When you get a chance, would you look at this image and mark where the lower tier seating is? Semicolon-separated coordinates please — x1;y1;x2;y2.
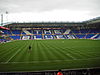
1;29;100;40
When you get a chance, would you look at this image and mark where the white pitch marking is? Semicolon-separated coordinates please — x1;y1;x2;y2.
0;57;100;64
66;53;76;60
5;49;21;64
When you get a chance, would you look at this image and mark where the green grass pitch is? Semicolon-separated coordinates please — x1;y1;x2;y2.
0;39;100;72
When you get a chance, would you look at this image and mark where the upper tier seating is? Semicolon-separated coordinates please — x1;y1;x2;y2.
10;36;20;40
12;30;21;34
89;29;100;33
80;29;90;33
2;30;11;34
71;30;80;33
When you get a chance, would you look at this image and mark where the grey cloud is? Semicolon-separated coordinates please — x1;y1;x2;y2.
0;0;99;17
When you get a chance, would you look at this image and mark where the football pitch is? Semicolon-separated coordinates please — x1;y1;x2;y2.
0;39;100;72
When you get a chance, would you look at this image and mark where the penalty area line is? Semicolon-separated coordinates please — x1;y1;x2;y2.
4;49;21;64
0;57;100;64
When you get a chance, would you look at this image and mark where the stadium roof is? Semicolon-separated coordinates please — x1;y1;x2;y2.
4;22;85;28
0;26;10;30
86;17;100;24
0;16;98;30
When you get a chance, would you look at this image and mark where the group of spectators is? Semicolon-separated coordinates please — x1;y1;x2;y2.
0;39;7;43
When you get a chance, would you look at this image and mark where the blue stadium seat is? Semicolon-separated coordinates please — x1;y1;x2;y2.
2;30;11;34
12;30;21;34
44;35;53;39
76;35;86;39
10;36;20;40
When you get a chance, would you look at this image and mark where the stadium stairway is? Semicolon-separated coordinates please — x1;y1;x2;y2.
66;35;75;39
54;30;61;34
90;33;99;39
22;36;30;40
23;30;32;35
86;34;95;39
34;36;36;39
64;29;71;34
56;35;65;39
97;36;100;39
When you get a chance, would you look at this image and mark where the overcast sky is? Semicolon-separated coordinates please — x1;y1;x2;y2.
0;0;100;23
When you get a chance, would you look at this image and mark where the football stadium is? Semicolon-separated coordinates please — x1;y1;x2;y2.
0;0;100;74
0;17;100;75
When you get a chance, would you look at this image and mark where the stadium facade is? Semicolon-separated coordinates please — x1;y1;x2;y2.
1;17;100;41
0;17;100;75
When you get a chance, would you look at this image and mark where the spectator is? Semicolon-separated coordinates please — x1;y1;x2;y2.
57;69;63;75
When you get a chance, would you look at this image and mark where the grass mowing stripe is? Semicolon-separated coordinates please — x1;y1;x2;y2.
41;40;63;60
5;49;21;63
0;45;20;62
9;40;29;62
14;40;30;62
76;47;100;57
47;43;74;60
71;47;95;58
27;40;35;61
0;43;18;55
41;40;62;60
54;40;76;60
41;41;60;60
32;40;39;61
27;40;33;61
42;41;68;60
29;40;35;61
0;41;24;56
39;40;52;60
21;40;32;62
40;40;57;60
68;47;100;59
55;47;77;60
38;40;51;61
52;44;88;59
65;47;89;59
38;40;49;61
37;41;42;61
